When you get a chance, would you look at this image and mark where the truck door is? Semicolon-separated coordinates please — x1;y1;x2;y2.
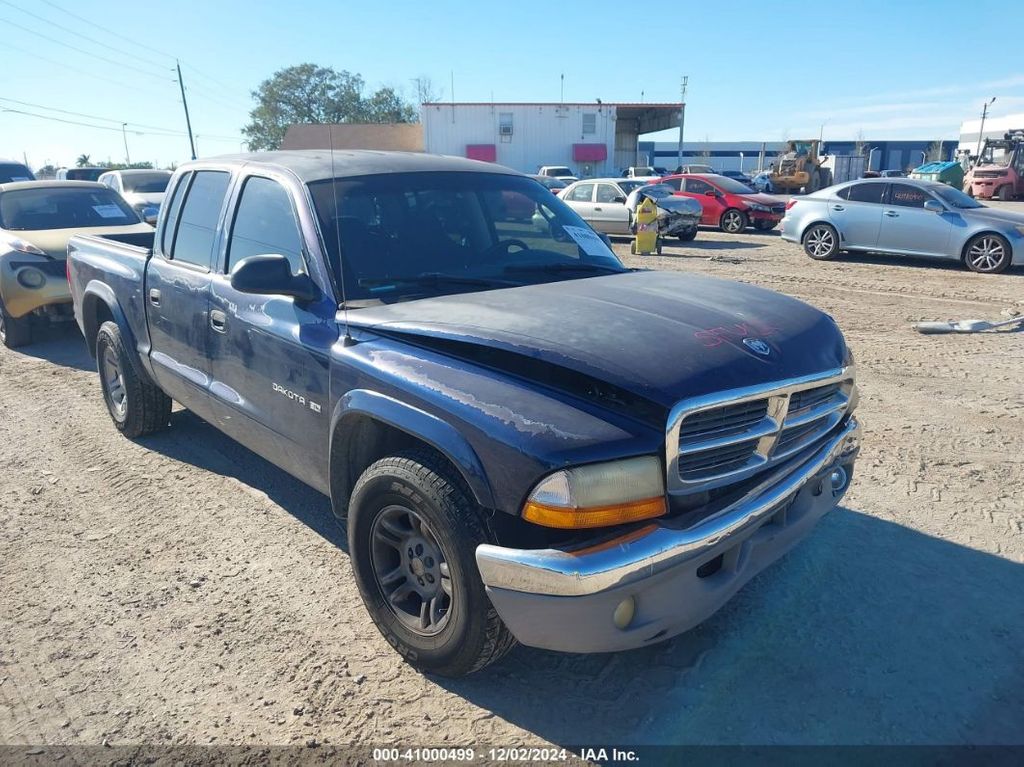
145;169;231;415
207;173;337;491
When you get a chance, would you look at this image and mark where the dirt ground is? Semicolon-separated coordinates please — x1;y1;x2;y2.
2;215;1023;750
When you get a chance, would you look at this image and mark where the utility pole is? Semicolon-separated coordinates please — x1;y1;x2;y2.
176;60;197;160
121;123;131;165
975;97;996;161
676;76;688;170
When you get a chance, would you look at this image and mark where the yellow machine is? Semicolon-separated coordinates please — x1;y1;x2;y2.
770;139;828;193
630;196;661;255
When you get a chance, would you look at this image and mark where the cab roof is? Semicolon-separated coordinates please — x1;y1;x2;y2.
186;150;520;184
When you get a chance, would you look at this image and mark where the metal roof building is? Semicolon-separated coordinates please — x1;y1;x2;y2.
421;102;683;177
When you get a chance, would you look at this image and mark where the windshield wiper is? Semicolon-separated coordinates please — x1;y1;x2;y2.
358;272;520;291
503;262;625;275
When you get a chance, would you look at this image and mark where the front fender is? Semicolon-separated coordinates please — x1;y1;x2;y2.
330;388;495;510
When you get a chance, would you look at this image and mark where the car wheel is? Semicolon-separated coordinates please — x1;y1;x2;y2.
964;233;1012;274
0;299;32;349
802;223;840;260
997;184;1015;202
348;449;516;677
96;321;172;437
677;228;698;242
720;209;748;233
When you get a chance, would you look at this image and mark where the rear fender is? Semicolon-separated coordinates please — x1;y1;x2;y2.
81;281;156;385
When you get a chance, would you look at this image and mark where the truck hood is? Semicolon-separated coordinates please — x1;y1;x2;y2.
350;271;848;409
5;223;154;259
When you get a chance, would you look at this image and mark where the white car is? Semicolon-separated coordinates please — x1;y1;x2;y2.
98;169;172;225
558;178;650;234
751;171;775;193
537;165;579;183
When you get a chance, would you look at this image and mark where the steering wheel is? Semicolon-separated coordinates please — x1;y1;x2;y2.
481;238;530;259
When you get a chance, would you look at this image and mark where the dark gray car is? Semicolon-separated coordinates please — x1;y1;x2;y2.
781;178;1024;273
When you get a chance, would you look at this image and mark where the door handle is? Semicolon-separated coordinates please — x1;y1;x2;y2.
831;204;845;211
148;288;161;306
884;210;899;217
210;309;227;333
594;206;603;211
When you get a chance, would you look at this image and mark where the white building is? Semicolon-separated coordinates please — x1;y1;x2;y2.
421;102;682;177
959;112;1024;153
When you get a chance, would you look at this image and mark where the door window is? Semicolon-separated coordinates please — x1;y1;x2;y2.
889;183;928;209
227;176;305;274
170;170;230;268
596;184;623;203
661;177;682;191
684;178;714;195
566;183;594;202
839;183;886;203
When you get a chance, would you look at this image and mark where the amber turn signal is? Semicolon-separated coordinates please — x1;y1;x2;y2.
523;496;667;529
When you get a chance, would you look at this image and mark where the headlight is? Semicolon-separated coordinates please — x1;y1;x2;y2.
522;456;667;529
5;237;46;256
16;267;45;289
1014;225;1024;237
746;203;769;212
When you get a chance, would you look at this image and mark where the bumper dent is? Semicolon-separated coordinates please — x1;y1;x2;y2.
476;417;860;652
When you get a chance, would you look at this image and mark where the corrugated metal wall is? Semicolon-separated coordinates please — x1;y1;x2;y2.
422;104;618;176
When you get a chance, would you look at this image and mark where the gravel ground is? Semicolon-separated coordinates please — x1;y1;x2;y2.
1;216;1023;749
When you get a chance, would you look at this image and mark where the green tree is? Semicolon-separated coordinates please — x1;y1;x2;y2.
242;64;418;151
76;154;91;167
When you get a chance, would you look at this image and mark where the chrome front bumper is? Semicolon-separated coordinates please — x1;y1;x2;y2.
475;417;860;652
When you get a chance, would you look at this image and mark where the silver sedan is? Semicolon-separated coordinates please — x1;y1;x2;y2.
780;178;1024;273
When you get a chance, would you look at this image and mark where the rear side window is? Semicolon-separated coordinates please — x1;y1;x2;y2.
160;172;191;255
226;176;305;274
566;183;594;202
839;183;885;204
661;177;682;191
889;183;928;208
170;170;230;268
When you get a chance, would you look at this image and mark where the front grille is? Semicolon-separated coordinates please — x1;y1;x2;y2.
668;371;853;494
974;171;1006;179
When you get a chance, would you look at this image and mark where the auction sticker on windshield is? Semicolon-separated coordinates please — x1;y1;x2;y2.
562;225;608;256
92;204;125;219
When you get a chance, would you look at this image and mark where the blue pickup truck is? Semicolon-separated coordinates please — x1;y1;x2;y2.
68;151;861;677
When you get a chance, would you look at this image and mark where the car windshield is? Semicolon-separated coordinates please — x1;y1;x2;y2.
933;185;984;209
632;167;655;176
712;176;756;194
0;163;34;183
545;167;572;176
688;165;714;173
0;187;140;230
122;172;171;193
309;172;626;303
616;180;646;194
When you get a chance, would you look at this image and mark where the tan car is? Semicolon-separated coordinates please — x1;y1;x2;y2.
0;181;152;348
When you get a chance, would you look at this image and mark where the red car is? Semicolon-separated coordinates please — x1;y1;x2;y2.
659;173;787;233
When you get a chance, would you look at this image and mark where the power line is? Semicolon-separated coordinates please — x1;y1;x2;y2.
1;107;176;136
3;40;153;93
0;15;175;83
0;0;172;75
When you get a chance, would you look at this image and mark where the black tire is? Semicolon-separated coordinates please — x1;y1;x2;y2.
348;449;516;677
677;228;698;242
96;320;171;437
719;208;747;233
0;299;32;349
997;184;1015;202
802;222;840;260
753;220;778;232
963;233;1012;274
803;169;820;194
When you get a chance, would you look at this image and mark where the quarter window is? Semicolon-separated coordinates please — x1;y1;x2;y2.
842;183;886;204
567;183;594;202
227;176;305;274
661;177;682;191
889;183;928;208
170;170;230;268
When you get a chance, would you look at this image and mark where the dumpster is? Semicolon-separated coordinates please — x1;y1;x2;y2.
910;161;964;189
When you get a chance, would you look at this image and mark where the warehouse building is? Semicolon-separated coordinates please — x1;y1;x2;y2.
420;101;683;177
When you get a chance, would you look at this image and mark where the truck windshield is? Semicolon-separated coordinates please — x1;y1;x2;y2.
0;187;140;230
309;172;626;302
122;172;171;193
979;145;1011;166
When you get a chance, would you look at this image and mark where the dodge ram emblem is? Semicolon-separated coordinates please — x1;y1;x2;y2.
743;338;772;356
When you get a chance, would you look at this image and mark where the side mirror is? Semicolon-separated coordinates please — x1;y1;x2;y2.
612;195;627;204
923;200;944;213
230;254;318;301
705;190;717;197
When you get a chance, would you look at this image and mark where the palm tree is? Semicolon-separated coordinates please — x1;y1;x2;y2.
76;154;91;167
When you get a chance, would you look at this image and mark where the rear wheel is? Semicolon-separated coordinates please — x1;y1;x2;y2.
997;184;1015;201
348;450;516;677
96;321;171;437
802;223;840;260
0;300;31;349
964;233;1012;274
719;208;747;233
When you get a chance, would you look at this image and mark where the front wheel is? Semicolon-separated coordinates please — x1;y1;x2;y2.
348;450;516;677
0;299;31;349
964;233;1012;274
677;228;698;242
719;208;748;233
802;223;840;260
96;321;171;437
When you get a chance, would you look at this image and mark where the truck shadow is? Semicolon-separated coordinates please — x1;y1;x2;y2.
436;507;1024;745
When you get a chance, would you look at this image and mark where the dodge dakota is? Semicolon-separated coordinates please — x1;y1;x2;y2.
68;151;860;677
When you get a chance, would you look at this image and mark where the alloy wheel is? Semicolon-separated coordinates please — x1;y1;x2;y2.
370;505;453;636
100;346;127;419
805;226;835;258
967;237;1005;272
723;211;743;232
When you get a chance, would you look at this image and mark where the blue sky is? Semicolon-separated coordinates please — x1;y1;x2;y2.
2;0;1022;169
